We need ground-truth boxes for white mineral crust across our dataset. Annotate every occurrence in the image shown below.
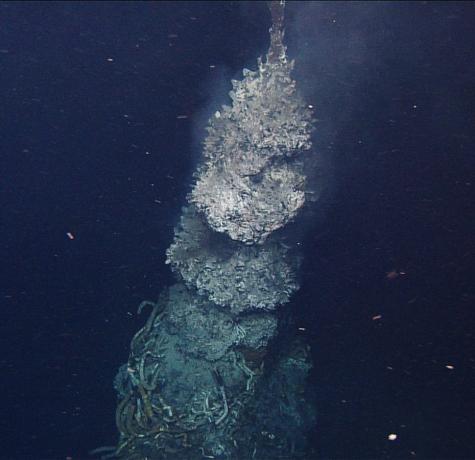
[166,206,301,313]
[190,53,315,245]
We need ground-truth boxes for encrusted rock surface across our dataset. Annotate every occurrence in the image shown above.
[190,50,315,245]
[166,206,301,313]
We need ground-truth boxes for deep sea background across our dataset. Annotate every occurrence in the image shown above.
[1,1,474,459]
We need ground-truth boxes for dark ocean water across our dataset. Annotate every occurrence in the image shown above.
[1,2,473,459]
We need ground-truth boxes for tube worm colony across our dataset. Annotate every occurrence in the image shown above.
[109,2,318,459]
